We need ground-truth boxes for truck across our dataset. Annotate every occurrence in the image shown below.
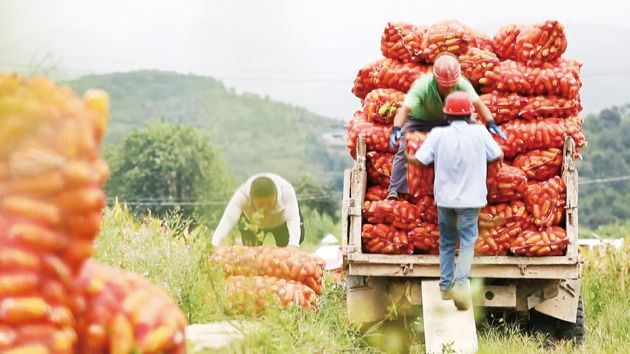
[341,135,583,352]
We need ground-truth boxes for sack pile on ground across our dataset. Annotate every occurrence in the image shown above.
[0,73,186,353]
[347,20,585,257]
[210,246,325,311]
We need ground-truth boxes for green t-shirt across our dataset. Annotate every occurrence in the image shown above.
[403,74,480,121]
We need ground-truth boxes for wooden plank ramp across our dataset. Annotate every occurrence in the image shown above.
[422,280,478,354]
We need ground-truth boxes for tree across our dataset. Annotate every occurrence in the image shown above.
[294,173,340,222]
[105,123,233,223]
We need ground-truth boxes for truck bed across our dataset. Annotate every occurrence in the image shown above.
[341,136,580,280]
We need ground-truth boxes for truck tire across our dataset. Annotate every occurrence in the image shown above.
[556,295,584,344]
[529,295,584,344]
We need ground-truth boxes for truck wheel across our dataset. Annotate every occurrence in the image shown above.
[556,296,584,344]
[529,295,584,344]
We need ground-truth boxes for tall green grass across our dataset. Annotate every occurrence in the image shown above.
[96,206,630,353]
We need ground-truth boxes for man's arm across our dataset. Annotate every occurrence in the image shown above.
[481,127,504,163]
[474,100,507,141]
[393,105,411,129]
[281,186,301,247]
[211,189,247,247]
[405,151,432,167]
[473,100,494,124]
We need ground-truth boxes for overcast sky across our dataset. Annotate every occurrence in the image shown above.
[1,0,630,119]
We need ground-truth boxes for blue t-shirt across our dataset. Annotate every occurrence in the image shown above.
[415,121,503,208]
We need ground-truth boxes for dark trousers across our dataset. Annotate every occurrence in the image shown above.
[238,208,305,246]
[388,119,448,194]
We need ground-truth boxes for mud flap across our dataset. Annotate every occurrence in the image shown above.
[533,278,581,323]
[347,276,388,324]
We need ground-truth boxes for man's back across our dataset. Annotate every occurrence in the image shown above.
[416,120,502,208]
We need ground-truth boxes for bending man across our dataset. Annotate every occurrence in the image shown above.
[211,173,304,247]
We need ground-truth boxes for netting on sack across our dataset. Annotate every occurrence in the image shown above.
[479,59,582,98]
[409,222,440,254]
[362,223,412,254]
[493,20,567,65]
[405,131,434,197]
[352,59,432,99]
[363,88,405,124]
[347,112,396,159]
[479,201,530,229]
[381,22,426,63]
[524,176,566,227]
[210,246,326,295]
[510,226,568,256]
[486,163,528,203]
[367,151,394,187]
[459,47,499,86]
[226,275,318,313]
[513,148,563,181]
[497,117,585,159]
[363,200,421,230]
[476,220,534,256]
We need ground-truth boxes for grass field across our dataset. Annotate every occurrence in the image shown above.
[95,204,630,354]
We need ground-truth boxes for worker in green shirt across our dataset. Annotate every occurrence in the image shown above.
[387,52,506,200]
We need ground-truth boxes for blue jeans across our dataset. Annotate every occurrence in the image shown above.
[437,207,480,291]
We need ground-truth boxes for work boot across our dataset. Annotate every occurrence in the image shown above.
[452,282,471,311]
[386,190,399,200]
[440,288,453,300]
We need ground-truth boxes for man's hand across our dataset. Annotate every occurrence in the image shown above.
[405,151,420,166]
[486,121,507,140]
[389,126,402,149]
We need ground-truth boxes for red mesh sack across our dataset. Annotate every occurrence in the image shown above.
[414,195,438,224]
[475,220,534,256]
[376,59,432,93]
[480,92,528,124]
[519,96,582,120]
[226,275,317,313]
[510,226,569,256]
[513,148,562,181]
[524,176,566,227]
[458,47,499,86]
[363,88,405,124]
[352,61,380,100]
[409,222,440,254]
[492,24,522,60]
[496,117,585,159]
[493,20,567,65]
[364,186,425,205]
[347,112,395,159]
[352,59,432,99]
[405,131,434,197]
[479,59,582,99]
[74,261,187,354]
[380,22,426,63]
[0,74,112,353]
[363,200,421,230]
[486,163,528,203]
[515,20,567,65]
[362,224,412,254]
[366,185,389,202]
[479,201,530,229]
[367,151,394,187]
[210,246,326,295]
[466,27,493,51]
[420,20,471,62]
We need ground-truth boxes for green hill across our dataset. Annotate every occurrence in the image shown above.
[65,70,351,186]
